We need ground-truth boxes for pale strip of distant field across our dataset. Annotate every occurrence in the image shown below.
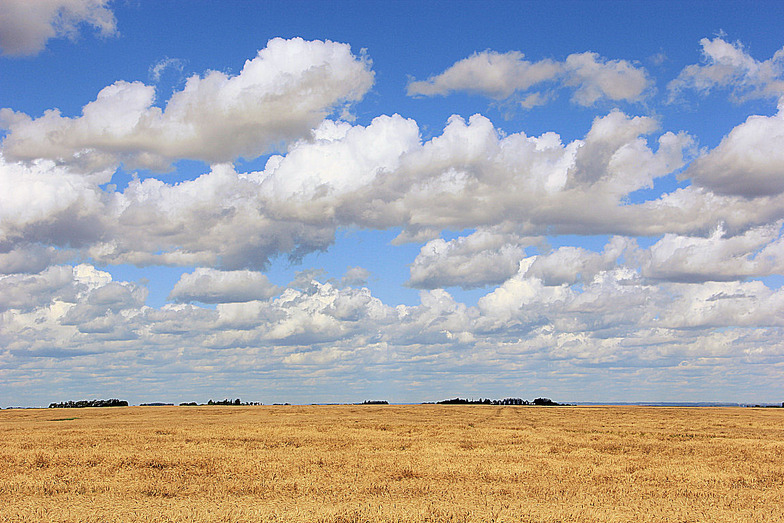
[1,405,782,522]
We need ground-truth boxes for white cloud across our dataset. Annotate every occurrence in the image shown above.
[655,280,784,329]
[0,153,107,249]
[668,37,784,102]
[0,0,116,56]
[525,236,631,286]
[1,38,374,171]
[169,268,280,304]
[89,163,338,270]
[640,223,784,282]
[0,265,80,312]
[215,280,394,345]
[2,260,784,405]
[407,50,651,106]
[682,102,784,197]
[8,99,784,281]
[149,57,185,83]
[340,266,372,287]
[563,52,652,105]
[0,244,68,275]
[407,50,561,99]
[407,230,531,289]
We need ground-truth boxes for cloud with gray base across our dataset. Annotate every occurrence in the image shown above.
[0,0,116,56]
[0,38,374,172]
[169,268,281,304]
[407,50,651,106]
[668,37,784,103]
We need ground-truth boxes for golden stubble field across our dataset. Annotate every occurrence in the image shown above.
[1,405,783,522]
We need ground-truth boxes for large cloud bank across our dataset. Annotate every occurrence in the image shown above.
[2,35,784,405]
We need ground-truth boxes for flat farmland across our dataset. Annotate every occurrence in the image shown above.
[1,405,783,522]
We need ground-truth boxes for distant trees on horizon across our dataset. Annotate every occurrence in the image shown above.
[48,399,128,408]
[436,397,568,406]
[206,398,262,406]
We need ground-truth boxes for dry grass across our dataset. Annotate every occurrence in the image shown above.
[1,405,783,522]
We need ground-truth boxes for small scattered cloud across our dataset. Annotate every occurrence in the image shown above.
[149,57,185,83]
[407,49,652,106]
[668,37,784,102]
[169,268,281,304]
[0,0,117,56]
[341,266,371,287]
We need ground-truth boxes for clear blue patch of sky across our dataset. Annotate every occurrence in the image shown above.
[759,274,784,290]
[625,171,690,206]
[98,263,188,309]
[264,227,424,307]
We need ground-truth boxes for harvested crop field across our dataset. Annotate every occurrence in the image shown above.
[1,405,783,522]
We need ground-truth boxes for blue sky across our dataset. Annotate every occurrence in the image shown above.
[2,0,784,406]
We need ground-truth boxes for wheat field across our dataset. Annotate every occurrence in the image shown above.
[1,404,782,522]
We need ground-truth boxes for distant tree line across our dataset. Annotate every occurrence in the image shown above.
[48,399,128,408]
[358,400,389,405]
[436,397,568,406]
[206,398,262,406]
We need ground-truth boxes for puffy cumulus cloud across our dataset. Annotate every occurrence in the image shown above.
[668,37,784,102]
[0,265,81,312]
[407,50,561,99]
[0,244,68,275]
[214,280,394,345]
[475,257,575,331]
[407,50,651,106]
[1,38,374,171]
[0,153,108,251]
[258,115,420,204]
[253,109,688,242]
[340,266,372,287]
[407,230,533,289]
[0,0,116,56]
[620,185,784,238]
[682,102,784,197]
[640,223,784,283]
[525,236,632,286]
[60,279,148,335]
[8,102,784,278]
[655,280,784,330]
[0,263,147,343]
[375,110,692,237]
[89,163,337,269]
[2,260,784,404]
[563,52,652,106]
[0,109,701,272]
[169,268,280,304]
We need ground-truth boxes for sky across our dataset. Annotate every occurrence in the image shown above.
[1,0,784,407]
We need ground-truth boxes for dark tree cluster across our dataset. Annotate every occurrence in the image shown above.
[48,399,128,408]
[437,397,528,405]
[206,398,262,406]
[436,397,568,406]
[358,400,389,405]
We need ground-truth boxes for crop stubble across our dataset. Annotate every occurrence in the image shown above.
[1,405,782,522]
